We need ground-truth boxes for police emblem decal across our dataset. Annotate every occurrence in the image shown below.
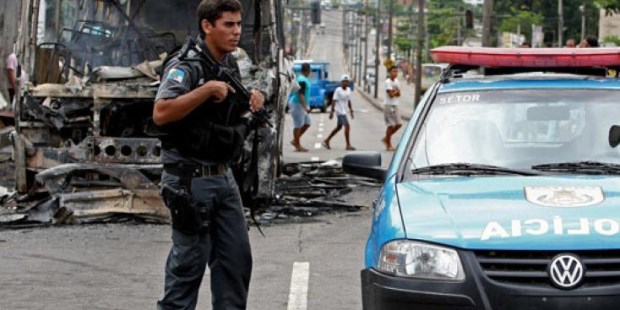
[548,254,584,289]
[525,186,604,208]
[166,68,186,83]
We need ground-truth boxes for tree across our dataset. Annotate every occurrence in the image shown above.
[494,0,599,46]
[426,0,474,48]
[394,36,414,56]
[595,0,620,15]
[498,8,543,44]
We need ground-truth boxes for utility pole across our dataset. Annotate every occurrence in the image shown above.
[342,8,346,56]
[357,15,363,81]
[387,0,393,59]
[457,7,462,46]
[414,0,424,107]
[558,0,563,47]
[374,0,381,98]
[482,0,493,47]
[364,0,369,92]
[580,3,586,41]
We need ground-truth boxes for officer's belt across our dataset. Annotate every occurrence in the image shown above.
[164,163,228,178]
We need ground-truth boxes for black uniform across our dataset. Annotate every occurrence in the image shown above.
[155,37,252,310]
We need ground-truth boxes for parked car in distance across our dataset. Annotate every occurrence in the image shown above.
[291,60,353,112]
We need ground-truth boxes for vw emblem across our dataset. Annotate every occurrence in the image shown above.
[548,254,585,289]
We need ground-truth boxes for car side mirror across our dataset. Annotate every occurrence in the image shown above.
[609,125,620,148]
[343,152,386,181]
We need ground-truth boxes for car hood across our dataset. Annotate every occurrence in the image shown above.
[397,175,620,250]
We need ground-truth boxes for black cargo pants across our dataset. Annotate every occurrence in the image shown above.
[157,169,252,310]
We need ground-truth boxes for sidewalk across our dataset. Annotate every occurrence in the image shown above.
[355,67,418,122]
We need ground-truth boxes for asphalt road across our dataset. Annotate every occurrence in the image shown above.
[0,9,401,310]
[282,10,405,166]
[0,186,378,310]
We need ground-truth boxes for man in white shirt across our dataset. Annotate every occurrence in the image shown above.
[322,74,355,150]
[382,66,402,151]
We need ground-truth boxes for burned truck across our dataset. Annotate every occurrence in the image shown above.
[11,0,292,223]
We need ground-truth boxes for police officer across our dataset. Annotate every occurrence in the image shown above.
[153,0,264,309]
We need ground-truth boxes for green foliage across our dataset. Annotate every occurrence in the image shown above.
[494,0,600,47]
[498,8,544,43]
[427,0,470,48]
[394,36,413,53]
[603,35,620,46]
[396,21,411,33]
[596,0,620,15]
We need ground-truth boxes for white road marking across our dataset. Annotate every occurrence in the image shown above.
[314,142,321,149]
[318,127,324,132]
[287,261,310,310]
[311,157,320,162]
[317,134,323,139]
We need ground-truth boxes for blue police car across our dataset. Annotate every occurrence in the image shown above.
[344,47,620,309]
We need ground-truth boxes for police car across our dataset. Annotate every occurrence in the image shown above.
[344,47,620,309]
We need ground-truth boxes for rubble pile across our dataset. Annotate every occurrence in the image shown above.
[0,160,380,229]
[255,160,380,225]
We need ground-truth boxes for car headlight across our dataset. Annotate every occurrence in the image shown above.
[378,240,465,281]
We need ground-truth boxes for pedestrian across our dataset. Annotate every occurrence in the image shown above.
[381,66,402,152]
[579,35,599,48]
[322,74,355,151]
[5,52,26,108]
[152,0,264,309]
[289,62,312,152]
[565,38,576,48]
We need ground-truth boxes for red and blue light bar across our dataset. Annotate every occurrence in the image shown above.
[431,46,620,68]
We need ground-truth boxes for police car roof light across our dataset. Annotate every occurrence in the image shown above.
[431,46,620,68]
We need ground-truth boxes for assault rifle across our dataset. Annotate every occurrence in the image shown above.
[179,38,272,127]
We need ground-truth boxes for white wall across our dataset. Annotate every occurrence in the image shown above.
[599,9,620,45]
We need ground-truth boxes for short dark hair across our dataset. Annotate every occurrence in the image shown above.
[585,35,599,47]
[301,62,311,73]
[197,0,243,36]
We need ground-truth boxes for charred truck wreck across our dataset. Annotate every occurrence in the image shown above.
[9,0,292,224]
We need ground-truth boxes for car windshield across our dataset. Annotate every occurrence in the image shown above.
[408,89,620,175]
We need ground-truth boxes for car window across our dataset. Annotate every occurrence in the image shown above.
[309,69,320,80]
[423,65,442,77]
[293,68,319,81]
[408,89,620,173]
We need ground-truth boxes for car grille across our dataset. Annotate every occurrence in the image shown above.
[474,250,620,288]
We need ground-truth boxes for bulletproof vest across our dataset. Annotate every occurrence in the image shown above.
[157,38,248,162]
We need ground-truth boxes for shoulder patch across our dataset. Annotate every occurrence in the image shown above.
[166,68,186,83]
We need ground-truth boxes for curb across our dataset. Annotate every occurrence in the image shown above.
[356,89,412,121]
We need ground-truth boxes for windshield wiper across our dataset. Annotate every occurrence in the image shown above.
[531,161,620,175]
[411,163,541,176]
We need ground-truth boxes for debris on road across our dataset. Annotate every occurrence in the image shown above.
[255,160,381,224]
[0,159,380,229]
